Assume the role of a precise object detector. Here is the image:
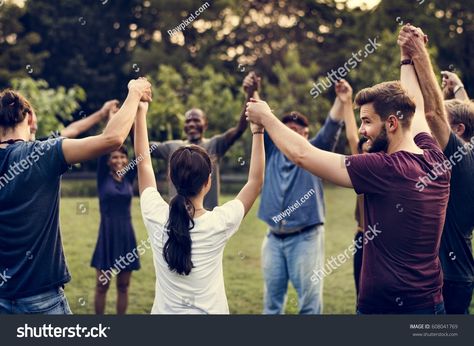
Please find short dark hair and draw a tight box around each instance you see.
[0,89,33,129]
[445,99,474,141]
[354,81,416,129]
[281,111,309,128]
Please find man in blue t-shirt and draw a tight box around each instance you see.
[255,84,347,314]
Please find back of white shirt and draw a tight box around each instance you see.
[140,187,245,314]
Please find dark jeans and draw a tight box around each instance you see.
[353,231,364,297]
[443,280,473,314]
[357,302,446,315]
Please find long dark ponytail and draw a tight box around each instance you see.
[164,145,212,275]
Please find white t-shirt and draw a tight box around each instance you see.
[140,187,245,314]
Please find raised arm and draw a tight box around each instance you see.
[221,72,261,147]
[62,78,152,164]
[61,100,119,138]
[235,121,265,216]
[441,71,469,101]
[397,25,431,137]
[335,79,359,154]
[398,25,450,148]
[134,102,157,194]
[246,99,352,188]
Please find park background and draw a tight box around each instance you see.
[0,0,473,313]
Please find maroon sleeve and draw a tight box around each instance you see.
[414,132,441,151]
[346,153,394,195]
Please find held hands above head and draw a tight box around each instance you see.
[243,72,261,98]
[128,77,153,103]
[245,98,274,127]
[397,24,428,59]
[335,79,353,104]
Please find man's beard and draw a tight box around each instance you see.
[368,127,389,153]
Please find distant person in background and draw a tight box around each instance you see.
[337,79,369,299]
[0,78,151,314]
[255,81,346,314]
[400,24,474,314]
[150,72,260,209]
[91,131,140,315]
[30,100,120,140]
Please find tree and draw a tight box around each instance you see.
[11,78,86,137]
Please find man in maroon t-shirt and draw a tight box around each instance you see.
[246,31,450,314]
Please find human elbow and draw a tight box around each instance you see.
[103,133,124,151]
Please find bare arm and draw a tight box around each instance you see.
[398,25,450,149]
[222,72,261,146]
[398,26,431,137]
[246,100,352,188]
[442,71,469,101]
[235,122,265,216]
[61,100,119,138]
[62,78,152,164]
[335,79,359,154]
[400,64,430,136]
[135,102,157,194]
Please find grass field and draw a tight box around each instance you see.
[60,184,473,314]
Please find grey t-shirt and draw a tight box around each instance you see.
[150,133,232,210]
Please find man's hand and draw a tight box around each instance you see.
[100,99,120,119]
[441,71,463,92]
[335,79,353,104]
[245,98,273,127]
[128,77,152,103]
[397,24,428,59]
[243,72,261,97]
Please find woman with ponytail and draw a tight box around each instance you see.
[135,100,265,314]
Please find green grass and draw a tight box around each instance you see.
[60,185,473,314]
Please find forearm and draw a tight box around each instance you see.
[413,51,445,120]
[329,97,345,122]
[400,63,430,135]
[236,132,265,214]
[134,107,157,193]
[247,133,265,186]
[61,110,104,138]
[342,103,359,154]
[263,114,351,187]
[413,52,450,147]
[103,91,140,144]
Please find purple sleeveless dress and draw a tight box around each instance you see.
[91,155,140,271]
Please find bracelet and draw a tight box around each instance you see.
[400,59,414,66]
[252,131,264,135]
[453,85,464,95]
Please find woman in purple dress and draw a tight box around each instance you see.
[91,146,140,314]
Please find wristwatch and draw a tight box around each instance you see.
[400,59,414,66]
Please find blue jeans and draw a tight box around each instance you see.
[0,287,72,314]
[262,225,324,314]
